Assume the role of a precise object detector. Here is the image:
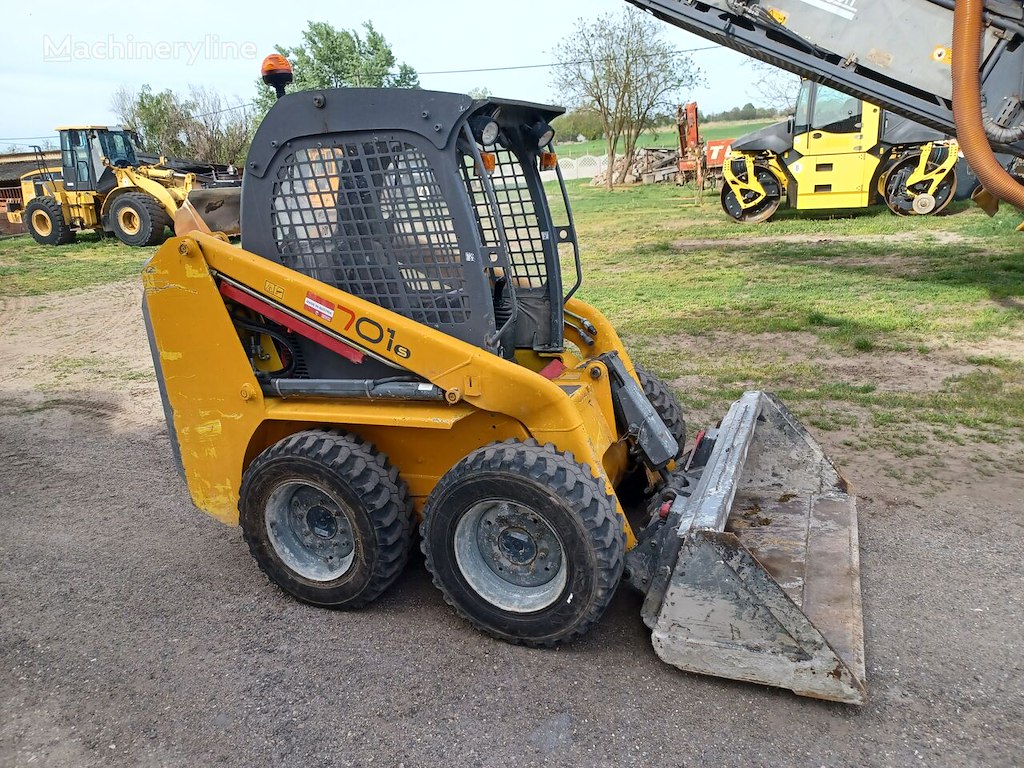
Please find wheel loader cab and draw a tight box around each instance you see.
[241,90,576,378]
[57,126,138,193]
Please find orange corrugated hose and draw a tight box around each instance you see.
[952,0,1024,210]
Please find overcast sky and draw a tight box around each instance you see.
[3,0,758,147]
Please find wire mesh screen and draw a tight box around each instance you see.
[271,139,469,327]
[459,145,548,291]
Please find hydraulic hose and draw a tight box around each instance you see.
[952,0,1024,210]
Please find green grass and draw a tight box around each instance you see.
[0,233,154,297]
[567,185,1023,345]
[553,120,777,159]
[560,182,1024,465]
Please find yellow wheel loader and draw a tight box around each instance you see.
[143,77,866,703]
[6,126,241,246]
[721,80,960,222]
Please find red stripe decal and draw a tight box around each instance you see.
[538,359,567,380]
[218,282,364,364]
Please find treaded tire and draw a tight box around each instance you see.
[110,192,170,246]
[25,197,75,245]
[635,364,686,458]
[421,439,625,647]
[239,430,413,609]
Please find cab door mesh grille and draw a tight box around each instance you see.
[271,139,470,327]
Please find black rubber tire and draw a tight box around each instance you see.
[24,197,75,245]
[109,192,171,246]
[634,364,686,459]
[239,430,413,609]
[421,440,625,647]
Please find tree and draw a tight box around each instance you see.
[748,61,802,114]
[186,86,256,166]
[111,84,255,165]
[256,21,419,112]
[468,86,492,100]
[112,85,192,158]
[551,8,700,187]
[553,109,605,142]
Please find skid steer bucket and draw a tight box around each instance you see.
[641,391,866,703]
[174,188,241,238]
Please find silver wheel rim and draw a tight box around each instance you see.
[265,481,356,582]
[453,499,568,613]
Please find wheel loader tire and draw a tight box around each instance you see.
[635,364,686,458]
[421,440,624,647]
[239,430,413,609]
[24,197,75,245]
[110,192,171,246]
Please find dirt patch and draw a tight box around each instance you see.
[0,280,160,431]
[1,280,1022,767]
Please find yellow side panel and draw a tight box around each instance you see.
[65,191,101,228]
[143,244,267,524]
[341,411,530,513]
[791,103,882,210]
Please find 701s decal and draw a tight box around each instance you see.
[304,291,411,360]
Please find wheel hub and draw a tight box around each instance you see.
[31,210,52,237]
[306,505,338,539]
[265,482,355,581]
[912,193,936,214]
[497,528,537,565]
[453,499,568,612]
[475,503,563,588]
[118,208,141,235]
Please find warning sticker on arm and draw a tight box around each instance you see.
[304,292,335,322]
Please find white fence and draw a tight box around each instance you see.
[539,154,609,183]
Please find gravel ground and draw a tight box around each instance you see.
[1,282,1022,767]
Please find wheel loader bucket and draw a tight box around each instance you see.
[642,391,866,704]
[174,188,241,238]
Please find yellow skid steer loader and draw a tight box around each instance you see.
[143,77,866,703]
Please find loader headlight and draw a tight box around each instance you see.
[530,120,555,148]
[470,116,500,146]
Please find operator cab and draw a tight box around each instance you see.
[56,126,139,193]
[242,89,579,380]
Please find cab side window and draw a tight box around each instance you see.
[812,86,862,133]
[794,82,812,135]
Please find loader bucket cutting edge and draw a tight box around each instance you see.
[643,391,866,704]
[175,188,241,238]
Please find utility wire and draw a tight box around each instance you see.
[0,44,724,142]
[417,45,720,75]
